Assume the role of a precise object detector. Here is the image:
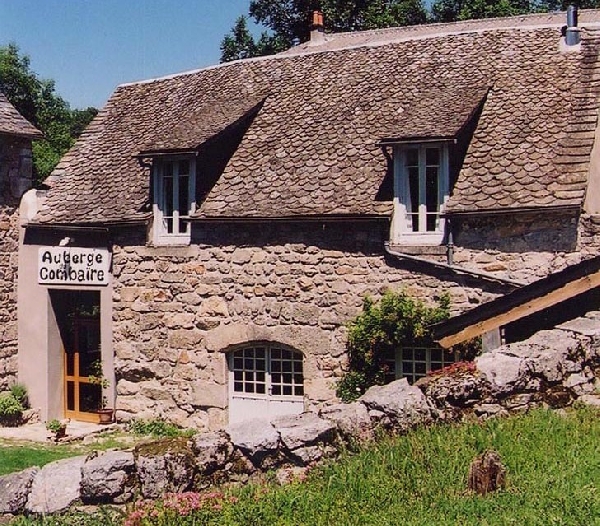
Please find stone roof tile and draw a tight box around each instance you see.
[0,92,42,139]
[31,15,600,224]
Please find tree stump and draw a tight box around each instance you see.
[467,450,506,495]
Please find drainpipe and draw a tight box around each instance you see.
[384,242,526,287]
[565,5,581,46]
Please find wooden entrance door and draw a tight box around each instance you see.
[64,317,102,423]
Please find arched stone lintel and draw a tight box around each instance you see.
[205,322,324,356]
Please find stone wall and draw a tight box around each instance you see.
[111,221,511,430]
[450,211,583,284]
[0,136,33,390]
[1,309,598,516]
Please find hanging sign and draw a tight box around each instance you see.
[38,247,110,286]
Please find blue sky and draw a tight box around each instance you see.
[0,0,255,109]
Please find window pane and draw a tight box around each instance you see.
[256,384,266,394]
[178,160,189,176]
[408,166,419,231]
[426,166,439,232]
[163,162,173,177]
[272,385,281,395]
[415,348,427,361]
[426,148,439,166]
[178,219,189,235]
[163,177,174,216]
[405,148,418,166]
[178,175,189,216]
[66,381,75,411]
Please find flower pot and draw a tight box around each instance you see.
[97,408,114,424]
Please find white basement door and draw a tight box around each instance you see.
[228,345,305,424]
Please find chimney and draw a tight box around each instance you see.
[310,10,325,45]
[565,5,581,46]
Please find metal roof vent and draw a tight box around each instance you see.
[565,5,581,46]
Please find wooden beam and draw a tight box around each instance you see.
[439,269,600,348]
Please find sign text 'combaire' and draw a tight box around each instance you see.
[38,247,110,286]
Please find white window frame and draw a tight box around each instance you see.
[391,142,450,245]
[152,156,196,245]
[228,345,305,401]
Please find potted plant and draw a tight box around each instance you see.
[89,359,114,424]
[46,418,67,441]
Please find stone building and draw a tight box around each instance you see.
[14,11,600,429]
[0,93,41,390]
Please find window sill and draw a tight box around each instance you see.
[388,243,447,256]
[151,235,191,247]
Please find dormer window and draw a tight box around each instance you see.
[153,156,196,245]
[392,142,449,245]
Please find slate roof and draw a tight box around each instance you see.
[31,11,600,225]
[0,92,42,139]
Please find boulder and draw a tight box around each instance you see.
[417,370,489,413]
[226,418,280,469]
[319,402,374,443]
[0,467,38,514]
[26,456,86,514]
[135,438,196,499]
[190,431,234,476]
[81,450,136,504]
[272,413,338,465]
[509,330,583,383]
[359,379,435,432]
[476,351,529,396]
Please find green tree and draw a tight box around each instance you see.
[431,0,600,22]
[220,0,427,62]
[0,43,98,185]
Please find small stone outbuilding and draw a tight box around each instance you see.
[0,92,41,390]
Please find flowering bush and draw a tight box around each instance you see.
[124,492,238,526]
[427,360,477,378]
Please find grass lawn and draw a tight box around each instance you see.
[0,440,84,476]
[0,434,138,477]
[7,407,600,525]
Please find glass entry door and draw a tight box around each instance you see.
[51,290,102,423]
[64,317,102,422]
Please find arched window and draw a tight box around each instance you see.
[228,344,304,424]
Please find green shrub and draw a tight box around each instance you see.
[0,393,24,425]
[127,418,193,438]
[336,290,451,401]
[9,382,29,408]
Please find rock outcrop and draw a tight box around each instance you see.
[1,311,599,516]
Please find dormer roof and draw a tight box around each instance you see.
[30,10,600,226]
